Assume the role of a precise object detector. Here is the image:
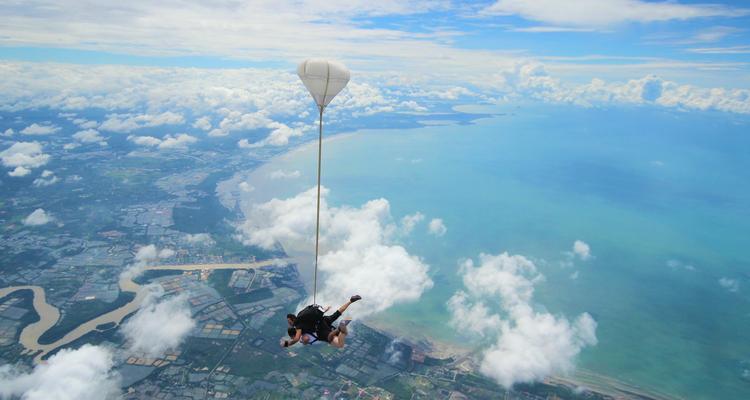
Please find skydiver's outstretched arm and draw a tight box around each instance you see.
[282,328,302,348]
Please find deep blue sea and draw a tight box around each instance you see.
[242,104,750,399]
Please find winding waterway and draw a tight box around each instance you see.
[0,259,285,363]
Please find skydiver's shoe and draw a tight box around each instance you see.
[350,295,362,303]
[338,319,352,334]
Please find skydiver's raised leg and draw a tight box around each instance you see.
[336,295,362,315]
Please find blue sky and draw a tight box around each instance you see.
[1,0,748,87]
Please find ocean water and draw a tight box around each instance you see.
[241,104,750,399]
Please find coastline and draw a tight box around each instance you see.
[228,123,685,400]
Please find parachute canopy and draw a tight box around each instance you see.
[297,59,350,109]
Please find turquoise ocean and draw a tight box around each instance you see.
[242,104,750,399]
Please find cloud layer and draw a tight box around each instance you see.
[483,0,748,28]
[448,252,597,387]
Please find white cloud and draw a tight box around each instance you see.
[158,248,175,258]
[510,26,595,33]
[216,112,303,147]
[20,122,60,135]
[192,116,212,131]
[400,212,425,234]
[447,252,597,388]
[0,141,50,171]
[239,181,254,193]
[428,218,447,237]
[1,128,13,137]
[120,244,171,281]
[99,112,184,133]
[719,277,740,293]
[237,186,433,317]
[8,166,30,177]
[666,259,696,272]
[483,0,748,28]
[184,233,213,245]
[492,65,750,114]
[23,208,53,226]
[72,129,107,146]
[572,240,591,260]
[157,133,197,149]
[121,286,195,357]
[135,244,158,261]
[127,133,197,150]
[33,170,60,187]
[72,118,99,129]
[127,135,161,147]
[269,169,301,180]
[688,45,750,55]
[0,344,120,400]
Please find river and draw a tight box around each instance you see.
[0,259,285,363]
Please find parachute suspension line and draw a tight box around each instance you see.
[313,106,323,305]
[313,62,331,305]
[298,58,348,306]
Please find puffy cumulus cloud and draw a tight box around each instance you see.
[192,116,212,131]
[428,218,447,237]
[262,121,304,146]
[184,233,213,245]
[120,244,172,280]
[269,169,301,180]
[212,111,305,147]
[447,252,597,388]
[400,212,425,235]
[572,240,591,261]
[479,311,598,388]
[99,112,184,133]
[0,141,50,172]
[135,244,159,262]
[158,248,175,258]
[237,187,433,317]
[8,166,30,177]
[127,135,161,147]
[482,0,748,28]
[128,133,197,150]
[72,129,107,146]
[33,170,60,187]
[72,118,99,129]
[20,122,60,136]
[719,277,740,293]
[23,208,53,226]
[0,344,120,400]
[157,133,197,149]
[121,286,195,357]
[1,128,13,137]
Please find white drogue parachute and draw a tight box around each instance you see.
[297,59,351,305]
[297,59,351,109]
